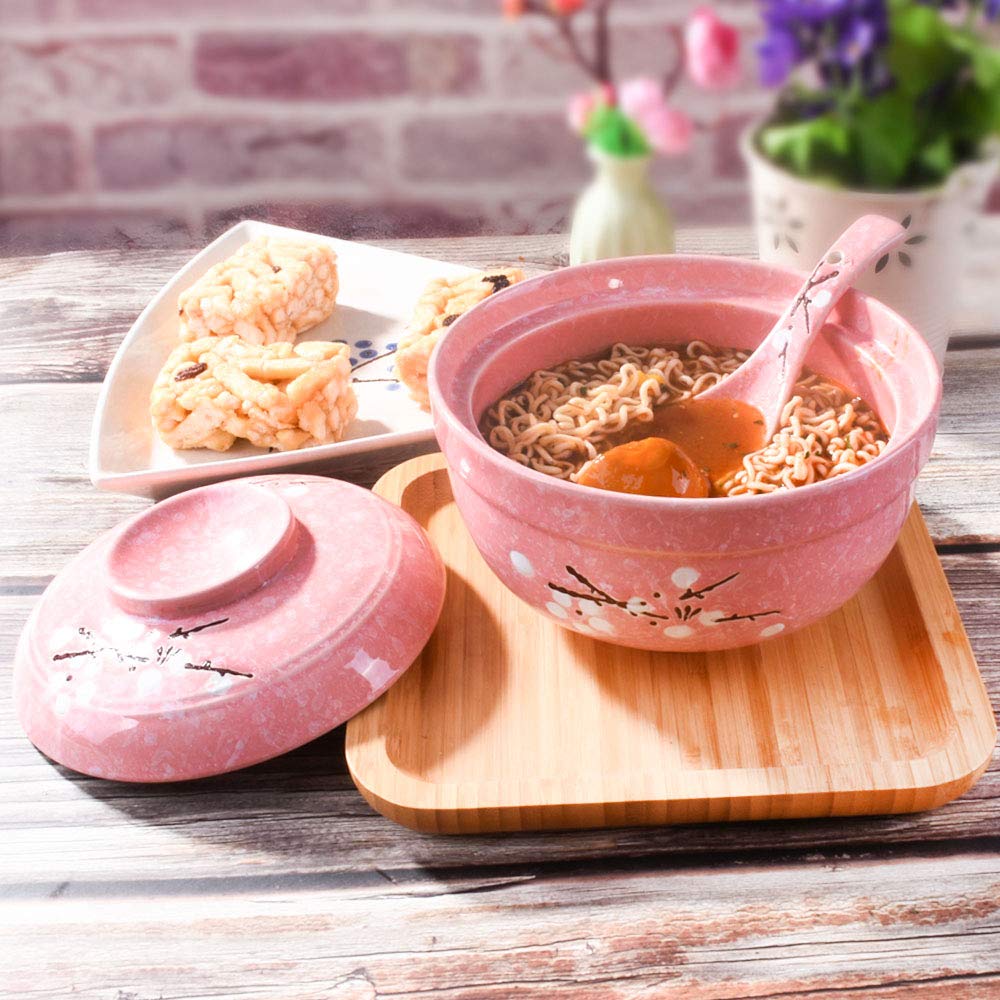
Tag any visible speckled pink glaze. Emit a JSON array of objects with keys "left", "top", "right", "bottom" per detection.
[
  {"left": 429, "top": 255, "right": 941, "bottom": 652},
  {"left": 14, "top": 475, "right": 445, "bottom": 782}
]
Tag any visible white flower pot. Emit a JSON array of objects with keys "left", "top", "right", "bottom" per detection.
[
  {"left": 743, "top": 128, "right": 998, "bottom": 368},
  {"left": 569, "top": 147, "right": 675, "bottom": 265}
]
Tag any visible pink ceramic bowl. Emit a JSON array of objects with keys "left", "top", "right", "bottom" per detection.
[{"left": 428, "top": 256, "right": 942, "bottom": 652}]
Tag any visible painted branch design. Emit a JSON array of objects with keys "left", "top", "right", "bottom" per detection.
[
  {"left": 183, "top": 660, "right": 254, "bottom": 679},
  {"left": 350, "top": 347, "right": 397, "bottom": 375},
  {"left": 787, "top": 266, "right": 840, "bottom": 342},
  {"left": 52, "top": 627, "right": 150, "bottom": 666},
  {"left": 678, "top": 573, "right": 738, "bottom": 601},
  {"left": 52, "top": 619, "right": 253, "bottom": 682},
  {"left": 169, "top": 618, "right": 229, "bottom": 639},
  {"left": 548, "top": 566, "right": 780, "bottom": 630}
]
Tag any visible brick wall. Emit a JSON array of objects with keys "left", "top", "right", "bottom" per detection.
[{"left": 0, "top": 0, "right": 770, "bottom": 254}]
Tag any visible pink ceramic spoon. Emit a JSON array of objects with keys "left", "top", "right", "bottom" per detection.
[{"left": 698, "top": 214, "right": 909, "bottom": 436}]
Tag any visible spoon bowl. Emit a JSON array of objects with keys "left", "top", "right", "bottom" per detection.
[{"left": 698, "top": 214, "right": 909, "bottom": 437}]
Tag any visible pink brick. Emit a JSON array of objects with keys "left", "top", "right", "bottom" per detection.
[
  {"left": 402, "top": 113, "right": 587, "bottom": 183},
  {"left": 405, "top": 34, "right": 481, "bottom": 98},
  {"left": 94, "top": 119, "right": 384, "bottom": 190},
  {"left": 390, "top": 0, "right": 495, "bottom": 10},
  {"left": 0, "top": 125, "right": 76, "bottom": 197},
  {"left": 0, "top": 38, "right": 181, "bottom": 120},
  {"left": 0, "top": 211, "right": 192, "bottom": 254},
  {"left": 206, "top": 200, "right": 487, "bottom": 241},
  {"left": 498, "top": 21, "right": 683, "bottom": 99},
  {"left": 713, "top": 113, "right": 754, "bottom": 181},
  {"left": 93, "top": 123, "right": 176, "bottom": 190},
  {"left": 405, "top": 0, "right": 691, "bottom": 10},
  {"left": 195, "top": 33, "right": 480, "bottom": 101},
  {"left": 78, "top": 0, "right": 364, "bottom": 16},
  {"left": 2, "top": 0, "right": 63, "bottom": 23}
]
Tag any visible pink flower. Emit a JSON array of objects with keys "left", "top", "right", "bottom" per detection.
[
  {"left": 501, "top": 0, "right": 526, "bottom": 19},
  {"left": 567, "top": 91, "right": 596, "bottom": 132},
  {"left": 616, "top": 77, "right": 692, "bottom": 156},
  {"left": 642, "top": 105, "right": 694, "bottom": 155},
  {"left": 618, "top": 77, "right": 665, "bottom": 121},
  {"left": 684, "top": 7, "right": 741, "bottom": 90},
  {"left": 548, "top": 0, "right": 585, "bottom": 13}
]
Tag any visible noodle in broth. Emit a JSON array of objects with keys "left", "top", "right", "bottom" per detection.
[{"left": 482, "top": 341, "right": 888, "bottom": 497}]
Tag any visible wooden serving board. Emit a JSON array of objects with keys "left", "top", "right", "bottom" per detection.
[{"left": 346, "top": 454, "right": 996, "bottom": 834}]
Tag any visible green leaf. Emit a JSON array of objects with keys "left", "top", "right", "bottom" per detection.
[
  {"left": 971, "top": 45, "right": 1000, "bottom": 91},
  {"left": 915, "top": 133, "right": 955, "bottom": 183},
  {"left": 850, "top": 92, "right": 919, "bottom": 188},
  {"left": 941, "top": 20, "right": 1000, "bottom": 88},
  {"left": 946, "top": 79, "right": 1000, "bottom": 144},
  {"left": 758, "top": 115, "right": 851, "bottom": 179},
  {"left": 887, "top": 0, "right": 960, "bottom": 96},
  {"left": 585, "top": 105, "right": 650, "bottom": 158}
]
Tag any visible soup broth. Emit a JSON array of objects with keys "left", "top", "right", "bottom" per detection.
[{"left": 481, "top": 341, "right": 888, "bottom": 499}]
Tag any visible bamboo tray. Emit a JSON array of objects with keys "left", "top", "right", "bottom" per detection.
[{"left": 346, "top": 454, "right": 996, "bottom": 834}]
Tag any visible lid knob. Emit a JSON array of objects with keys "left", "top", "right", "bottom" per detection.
[{"left": 106, "top": 480, "right": 299, "bottom": 617}]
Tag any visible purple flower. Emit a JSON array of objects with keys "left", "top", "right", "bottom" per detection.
[
  {"left": 758, "top": 27, "right": 801, "bottom": 85},
  {"left": 757, "top": 0, "right": 890, "bottom": 90},
  {"left": 838, "top": 17, "right": 877, "bottom": 66},
  {"left": 987, "top": 0, "right": 999, "bottom": 19}
]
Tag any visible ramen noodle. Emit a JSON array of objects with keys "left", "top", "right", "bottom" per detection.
[{"left": 482, "top": 341, "right": 888, "bottom": 497}]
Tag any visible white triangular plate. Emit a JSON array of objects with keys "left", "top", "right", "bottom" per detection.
[{"left": 90, "top": 221, "right": 473, "bottom": 498}]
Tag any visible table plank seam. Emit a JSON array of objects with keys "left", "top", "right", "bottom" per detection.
[
  {"left": 749, "top": 970, "right": 1000, "bottom": 999},
  {"left": 4, "top": 836, "right": 997, "bottom": 901}
]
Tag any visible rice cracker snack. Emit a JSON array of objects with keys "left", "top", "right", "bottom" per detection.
[
  {"left": 151, "top": 336, "right": 357, "bottom": 452},
  {"left": 177, "top": 236, "right": 339, "bottom": 345},
  {"left": 395, "top": 268, "right": 525, "bottom": 410}
]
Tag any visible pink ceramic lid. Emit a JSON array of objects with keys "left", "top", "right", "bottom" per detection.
[{"left": 13, "top": 475, "right": 445, "bottom": 782}]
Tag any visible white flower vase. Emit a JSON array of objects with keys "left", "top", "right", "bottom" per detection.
[
  {"left": 569, "top": 147, "right": 675, "bottom": 265},
  {"left": 743, "top": 127, "right": 999, "bottom": 369}
]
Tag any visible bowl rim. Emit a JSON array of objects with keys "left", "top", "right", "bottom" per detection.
[{"left": 428, "top": 253, "right": 942, "bottom": 515}]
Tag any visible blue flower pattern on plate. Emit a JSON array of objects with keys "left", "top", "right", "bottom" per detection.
[{"left": 349, "top": 338, "right": 401, "bottom": 391}]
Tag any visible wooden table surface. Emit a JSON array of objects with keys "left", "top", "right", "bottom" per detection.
[{"left": 1, "top": 225, "right": 998, "bottom": 999}]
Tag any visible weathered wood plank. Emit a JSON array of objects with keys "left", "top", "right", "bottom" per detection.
[
  {"left": 0, "top": 222, "right": 996, "bottom": 383},
  {"left": 3, "top": 851, "right": 999, "bottom": 999},
  {"left": 2, "top": 347, "right": 998, "bottom": 583},
  {"left": 1, "top": 548, "right": 995, "bottom": 890},
  {"left": 1, "top": 226, "right": 998, "bottom": 995},
  {"left": 0, "top": 382, "right": 443, "bottom": 582}
]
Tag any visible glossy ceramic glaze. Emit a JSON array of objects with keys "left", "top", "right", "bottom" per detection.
[
  {"left": 428, "top": 255, "right": 941, "bottom": 652},
  {"left": 14, "top": 475, "right": 445, "bottom": 781},
  {"left": 699, "top": 213, "right": 907, "bottom": 437}
]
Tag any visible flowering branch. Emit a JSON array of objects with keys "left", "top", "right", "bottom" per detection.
[
  {"left": 554, "top": 9, "right": 602, "bottom": 81},
  {"left": 662, "top": 24, "right": 686, "bottom": 100},
  {"left": 526, "top": 25, "right": 584, "bottom": 67},
  {"left": 593, "top": 0, "right": 613, "bottom": 84},
  {"left": 510, "top": 0, "right": 604, "bottom": 83},
  {"left": 503, "top": 1, "right": 741, "bottom": 158}
]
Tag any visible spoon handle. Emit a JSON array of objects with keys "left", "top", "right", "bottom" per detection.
[{"left": 704, "top": 214, "right": 908, "bottom": 437}]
